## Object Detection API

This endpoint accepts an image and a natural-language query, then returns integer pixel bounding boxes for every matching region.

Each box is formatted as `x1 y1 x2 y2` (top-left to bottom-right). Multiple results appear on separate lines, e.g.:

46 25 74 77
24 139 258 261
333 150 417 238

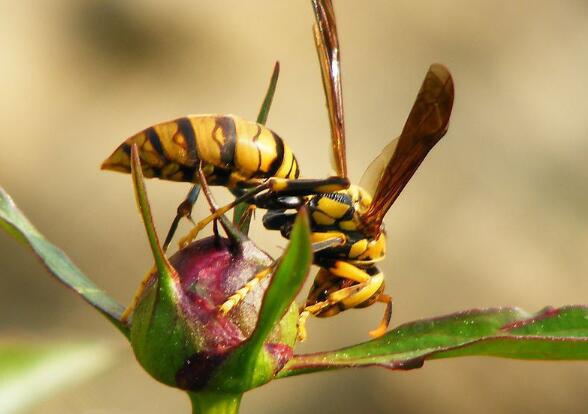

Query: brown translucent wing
361 64 454 236
312 0 347 178
359 136 399 196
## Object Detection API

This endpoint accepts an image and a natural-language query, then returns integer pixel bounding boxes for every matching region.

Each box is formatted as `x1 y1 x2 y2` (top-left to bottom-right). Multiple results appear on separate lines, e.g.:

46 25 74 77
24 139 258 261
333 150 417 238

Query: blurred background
1 0 588 412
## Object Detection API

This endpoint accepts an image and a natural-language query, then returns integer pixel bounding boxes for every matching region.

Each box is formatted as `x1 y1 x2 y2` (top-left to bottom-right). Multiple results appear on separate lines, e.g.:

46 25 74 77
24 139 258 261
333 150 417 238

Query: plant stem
188 391 242 414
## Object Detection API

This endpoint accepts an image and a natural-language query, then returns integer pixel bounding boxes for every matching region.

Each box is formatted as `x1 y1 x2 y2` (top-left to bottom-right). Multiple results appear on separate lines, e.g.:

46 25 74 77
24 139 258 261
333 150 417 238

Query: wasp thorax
128 236 297 392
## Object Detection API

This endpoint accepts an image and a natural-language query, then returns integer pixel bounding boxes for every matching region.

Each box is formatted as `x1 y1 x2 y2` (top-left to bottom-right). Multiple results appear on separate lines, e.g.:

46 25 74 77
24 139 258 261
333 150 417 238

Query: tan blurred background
2 0 588 412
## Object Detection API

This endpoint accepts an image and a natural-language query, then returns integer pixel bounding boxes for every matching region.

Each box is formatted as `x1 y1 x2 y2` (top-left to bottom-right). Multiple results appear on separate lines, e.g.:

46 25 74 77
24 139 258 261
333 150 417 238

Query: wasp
103 0 454 341
197 0 454 341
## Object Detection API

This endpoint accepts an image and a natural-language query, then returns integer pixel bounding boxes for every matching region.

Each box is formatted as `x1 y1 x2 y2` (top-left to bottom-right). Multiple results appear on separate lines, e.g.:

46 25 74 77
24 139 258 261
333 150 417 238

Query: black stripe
178 165 197 182
121 143 131 155
252 124 262 142
293 155 300 178
366 266 381 276
210 167 231 186
216 116 237 168
267 132 284 176
176 117 199 164
146 127 166 159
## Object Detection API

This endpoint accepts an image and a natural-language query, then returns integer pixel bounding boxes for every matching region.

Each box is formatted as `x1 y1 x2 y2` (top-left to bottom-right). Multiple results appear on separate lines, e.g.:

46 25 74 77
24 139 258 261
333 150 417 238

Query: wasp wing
361 64 454 236
312 0 347 179
359 137 399 197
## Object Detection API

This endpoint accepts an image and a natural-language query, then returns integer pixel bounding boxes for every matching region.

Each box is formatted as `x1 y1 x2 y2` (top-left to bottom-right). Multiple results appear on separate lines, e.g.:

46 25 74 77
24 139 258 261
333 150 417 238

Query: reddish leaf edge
277 305 588 378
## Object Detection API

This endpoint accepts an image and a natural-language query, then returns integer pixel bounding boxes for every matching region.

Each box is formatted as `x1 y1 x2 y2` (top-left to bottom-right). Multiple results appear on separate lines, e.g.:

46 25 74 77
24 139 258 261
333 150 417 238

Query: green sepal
127 144 198 386
210 209 312 392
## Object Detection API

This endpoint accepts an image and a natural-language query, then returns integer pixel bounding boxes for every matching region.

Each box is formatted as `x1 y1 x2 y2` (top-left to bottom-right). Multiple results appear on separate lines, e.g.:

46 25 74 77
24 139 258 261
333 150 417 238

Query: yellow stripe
317 197 350 219
310 231 346 244
348 239 368 259
358 236 386 261
329 261 370 283
339 220 357 231
316 184 346 193
312 211 335 225
194 116 221 166
275 146 294 178
256 128 279 172
341 274 384 308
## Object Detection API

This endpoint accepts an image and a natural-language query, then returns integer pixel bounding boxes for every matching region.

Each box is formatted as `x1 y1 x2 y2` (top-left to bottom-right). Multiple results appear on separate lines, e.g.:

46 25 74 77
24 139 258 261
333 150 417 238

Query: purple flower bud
128 236 297 392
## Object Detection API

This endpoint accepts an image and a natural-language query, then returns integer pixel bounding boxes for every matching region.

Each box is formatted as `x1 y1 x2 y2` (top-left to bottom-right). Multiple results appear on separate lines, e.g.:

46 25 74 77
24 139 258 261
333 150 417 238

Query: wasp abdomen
102 115 300 186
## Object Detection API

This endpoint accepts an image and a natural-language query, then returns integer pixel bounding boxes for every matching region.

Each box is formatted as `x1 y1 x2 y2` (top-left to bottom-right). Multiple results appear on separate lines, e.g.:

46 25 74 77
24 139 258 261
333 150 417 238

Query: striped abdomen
101 115 300 186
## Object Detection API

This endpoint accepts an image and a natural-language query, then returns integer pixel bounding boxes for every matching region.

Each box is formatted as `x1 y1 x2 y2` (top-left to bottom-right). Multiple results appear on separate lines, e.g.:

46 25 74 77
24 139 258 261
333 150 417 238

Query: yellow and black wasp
200 0 455 340
102 0 454 340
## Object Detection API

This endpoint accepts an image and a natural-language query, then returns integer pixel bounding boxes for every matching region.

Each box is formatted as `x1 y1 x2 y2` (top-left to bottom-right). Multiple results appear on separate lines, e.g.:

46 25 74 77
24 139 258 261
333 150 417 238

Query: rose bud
126 235 299 393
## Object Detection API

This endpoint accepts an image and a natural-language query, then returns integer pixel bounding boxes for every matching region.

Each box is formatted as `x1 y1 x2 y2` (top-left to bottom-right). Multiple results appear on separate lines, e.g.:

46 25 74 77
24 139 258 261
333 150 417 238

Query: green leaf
0 187 128 336
278 305 588 377
256 61 280 126
233 61 280 233
0 342 115 414
213 208 312 391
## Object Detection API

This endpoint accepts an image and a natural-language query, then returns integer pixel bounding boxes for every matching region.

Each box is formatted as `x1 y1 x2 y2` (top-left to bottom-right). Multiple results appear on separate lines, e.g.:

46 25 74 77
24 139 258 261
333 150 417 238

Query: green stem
188 392 243 414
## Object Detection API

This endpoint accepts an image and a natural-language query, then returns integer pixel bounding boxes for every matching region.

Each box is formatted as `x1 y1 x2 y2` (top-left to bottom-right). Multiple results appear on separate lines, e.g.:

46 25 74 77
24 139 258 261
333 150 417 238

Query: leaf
278 305 588 377
233 61 280 233
256 61 280 126
214 208 312 390
0 187 129 337
0 342 115 414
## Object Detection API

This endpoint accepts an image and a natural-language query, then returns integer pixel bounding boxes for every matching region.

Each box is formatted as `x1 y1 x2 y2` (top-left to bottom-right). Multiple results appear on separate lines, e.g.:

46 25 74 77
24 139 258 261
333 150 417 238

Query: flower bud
128 236 297 392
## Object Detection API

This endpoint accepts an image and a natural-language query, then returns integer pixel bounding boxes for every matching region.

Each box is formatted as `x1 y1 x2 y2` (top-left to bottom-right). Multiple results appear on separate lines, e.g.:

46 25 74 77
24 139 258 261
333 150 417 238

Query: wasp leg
328 263 390 337
311 235 346 253
327 260 371 283
197 164 239 243
218 236 345 316
368 294 393 338
177 163 238 247
179 176 348 248
163 184 201 252
250 176 349 199
296 310 312 342
179 179 273 247
219 267 273 314
298 261 387 341
297 280 373 342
